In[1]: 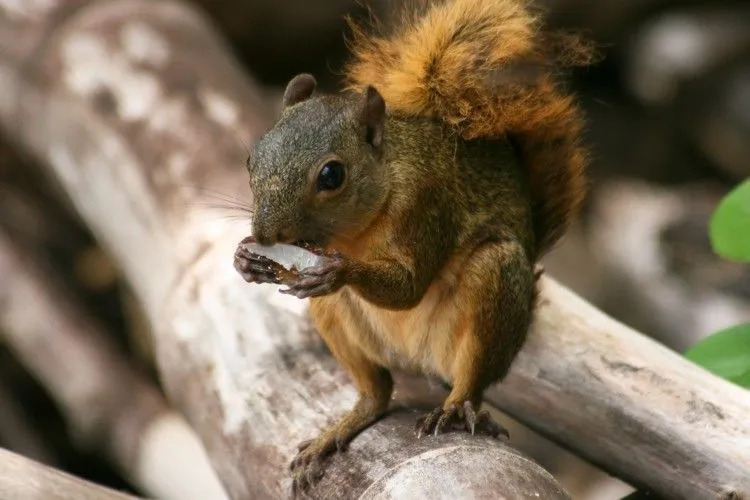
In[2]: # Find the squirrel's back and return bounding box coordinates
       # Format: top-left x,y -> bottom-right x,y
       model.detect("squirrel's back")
345,0 -> 594,255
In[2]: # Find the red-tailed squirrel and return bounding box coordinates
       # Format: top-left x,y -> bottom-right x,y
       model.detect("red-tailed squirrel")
234,0 -> 593,492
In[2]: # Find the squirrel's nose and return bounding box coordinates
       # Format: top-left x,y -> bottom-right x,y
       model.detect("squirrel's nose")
251,220 -> 275,246
251,226 -> 295,246
253,233 -> 273,246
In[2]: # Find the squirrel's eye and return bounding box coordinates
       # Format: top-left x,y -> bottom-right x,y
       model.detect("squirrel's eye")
316,161 -> 345,192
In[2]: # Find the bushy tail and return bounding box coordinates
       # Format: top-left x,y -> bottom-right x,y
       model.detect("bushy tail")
345,0 -> 594,254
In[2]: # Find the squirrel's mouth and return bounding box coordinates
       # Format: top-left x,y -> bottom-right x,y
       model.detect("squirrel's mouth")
240,235 -> 331,259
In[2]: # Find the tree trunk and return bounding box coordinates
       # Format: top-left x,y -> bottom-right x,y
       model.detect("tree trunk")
0,0 -> 748,499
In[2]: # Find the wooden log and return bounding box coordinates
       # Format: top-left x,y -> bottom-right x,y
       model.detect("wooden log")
0,447 -> 141,500
486,277 -> 750,499
0,0 -> 569,498
0,0 -> 748,499
0,229 -> 228,500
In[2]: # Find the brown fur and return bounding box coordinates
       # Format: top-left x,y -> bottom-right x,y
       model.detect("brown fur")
345,0 -> 593,253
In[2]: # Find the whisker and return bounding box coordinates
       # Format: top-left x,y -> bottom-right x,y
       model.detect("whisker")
214,215 -> 254,222
192,187 -> 252,204
186,204 -> 254,226
231,130 -> 254,159
188,201 -> 254,214
194,195 -> 253,211
179,186 -> 255,214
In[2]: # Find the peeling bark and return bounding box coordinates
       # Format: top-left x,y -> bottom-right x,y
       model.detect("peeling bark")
0,0 -> 748,499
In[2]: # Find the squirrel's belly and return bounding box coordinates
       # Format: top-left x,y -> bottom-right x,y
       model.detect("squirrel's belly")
348,254 -> 473,380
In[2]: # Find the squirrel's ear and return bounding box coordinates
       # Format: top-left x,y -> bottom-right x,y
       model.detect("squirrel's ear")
282,73 -> 317,108
359,85 -> 385,149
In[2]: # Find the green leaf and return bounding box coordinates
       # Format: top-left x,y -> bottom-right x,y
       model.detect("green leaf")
709,179 -> 750,262
685,323 -> 750,388
735,370 -> 750,387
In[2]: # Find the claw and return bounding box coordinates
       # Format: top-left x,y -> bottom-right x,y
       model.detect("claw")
415,407 -> 443,438
463,401 -> 477,434
296,439 -> 313,452
434,404 -> 458,436
334,435 -> 348,452
476,410 -> 510,439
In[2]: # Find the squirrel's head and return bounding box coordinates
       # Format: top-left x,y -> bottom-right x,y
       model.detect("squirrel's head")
247,73 -> 388,246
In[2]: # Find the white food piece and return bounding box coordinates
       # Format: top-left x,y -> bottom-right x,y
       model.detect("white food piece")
242,242 -> 323,272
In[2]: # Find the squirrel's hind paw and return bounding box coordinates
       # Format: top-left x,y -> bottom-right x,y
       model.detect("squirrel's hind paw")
289,433 -> 347,496
415,401 -> 509,440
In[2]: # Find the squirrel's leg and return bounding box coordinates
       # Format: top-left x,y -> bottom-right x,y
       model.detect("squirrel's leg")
416,240 -> 534,439
291,296 -> 393,493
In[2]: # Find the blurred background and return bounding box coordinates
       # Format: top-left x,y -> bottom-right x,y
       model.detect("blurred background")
1,0 -> 749,498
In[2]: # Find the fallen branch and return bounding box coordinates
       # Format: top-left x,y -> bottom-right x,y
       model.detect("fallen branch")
0,446 -> 140,500
0,0 -> 748,499
486,277 -> 750,498
0,228 -> 227,500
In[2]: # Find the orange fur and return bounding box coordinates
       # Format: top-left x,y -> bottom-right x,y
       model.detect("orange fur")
313,244 -> 476,381
345,0 -> 594,253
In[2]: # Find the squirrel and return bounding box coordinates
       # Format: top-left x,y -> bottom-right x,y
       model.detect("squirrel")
234,0 -> 593,492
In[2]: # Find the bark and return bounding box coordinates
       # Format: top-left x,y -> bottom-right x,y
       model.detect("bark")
0,0 -> 569,498
0,0 -> 748,499
0,447 -> 141,500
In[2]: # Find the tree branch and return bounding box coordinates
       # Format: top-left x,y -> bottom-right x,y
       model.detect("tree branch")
0,0 -> 748,499
0,227 -> 228,500
0,447 -> 141,500
486,277 -> 750,498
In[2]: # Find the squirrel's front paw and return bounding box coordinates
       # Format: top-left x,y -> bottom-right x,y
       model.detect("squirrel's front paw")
233,243 -> 286,284
280,252 -> 347,299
